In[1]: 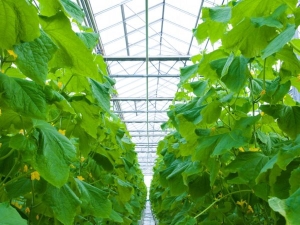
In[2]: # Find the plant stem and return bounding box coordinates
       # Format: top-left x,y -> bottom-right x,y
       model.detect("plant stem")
248,74 -> 258,147
0,152 -> 20,186
263,59 -> 266,90
0,148 -> 15,161
29,180 -> 35,225
60,73 -> 74,93
194,190 -> 252,219
0,173 -> 30,191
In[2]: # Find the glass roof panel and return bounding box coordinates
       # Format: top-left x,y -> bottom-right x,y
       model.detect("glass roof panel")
83,1 -> 227,189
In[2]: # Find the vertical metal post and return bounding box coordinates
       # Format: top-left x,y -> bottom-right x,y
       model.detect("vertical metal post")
145,0 -> 150,165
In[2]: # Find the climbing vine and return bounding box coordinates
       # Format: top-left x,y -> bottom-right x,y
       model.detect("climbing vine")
150,0 -> 300,224
0,0 -> 146,224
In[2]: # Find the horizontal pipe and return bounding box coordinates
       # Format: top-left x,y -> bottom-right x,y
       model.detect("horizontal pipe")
131,134 -> 165,137
109,74 -> 179,78
135,143 -> 158,145
104,56 -> 191,61
113,110 -> 167,113
130,129 -> 168,132
111,97 -> 173,101
123,120 -> 166,123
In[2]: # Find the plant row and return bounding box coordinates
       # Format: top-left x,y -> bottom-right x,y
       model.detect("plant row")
0,0 -> 147,224
150,0 -> 300,224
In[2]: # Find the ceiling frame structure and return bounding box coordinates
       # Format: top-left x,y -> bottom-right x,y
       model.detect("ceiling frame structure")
77,1 -> 227,180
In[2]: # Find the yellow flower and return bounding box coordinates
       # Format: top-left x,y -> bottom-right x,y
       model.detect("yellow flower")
260,89 -> 266,95
19,129 -> 25,135
57,81 -> 63,89
247,205 -> 254,214
249,147 -> 260,152
58,129 -> 66,135
260,111 -> 265,116
31,171 -> 40,181
77,175 -> 85,181
238,147 -> 245,152
7,50 -> 17,59
236,199 -> 246,207
36,214 -> 39,220
25,207 -> 30,214
0,109 -> 1,116
12,201 -> 22,209
24,165 -> 28,173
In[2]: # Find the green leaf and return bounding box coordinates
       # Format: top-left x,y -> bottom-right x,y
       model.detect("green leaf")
257,155 -> 278,181
262,24 -> 296,59
168,173 -> 188,196
194,20 -> 227,44
277,135 -> 300,169
289,168 -> 300,194
0,202 -> 27,225
195,116 -> 260,158
116,178 -> 134,203
269,188 -> 300,225
0,0 -> 40,49
75,179 -> 112,218
5,177 -> 31,199
40,12 -> 98,79
90,152 -> 114,172
89,78 -> 111,113
175,216 -> 197,225
0,74 -> 46,119
14,30 -> 57,85
59,0 -> 85,23
209,6 -> 231,23
276,45 -> 300,76
197,130 -> 246,158
62,74 -> 91,93
37,0 -> 61,17
76,32 -> 99,50
95,55 -> 108,76
260,105 -> 300,139
34,120 -> 76,187
71,101 -> 100,138
222,17 -> 276,57
198,49 -> 228,79
231,0 -> 293,25
226,152 -> 269,184
190,80 -> 208,96
221,55 -> 249,91
9,134 -> 37,152
201,101 -> 222,124
252,78 -> 291,104
44,87 -> 75,114
167,160 -> 190,180
188,173 -> 210,199
179,64 -> 199,86
109,210 -> 124,223
250,4 -> 287,28
215,56 -> 250,92
43,184 -> 81,225
0,109 -> 32,132
221,52 -> 235,77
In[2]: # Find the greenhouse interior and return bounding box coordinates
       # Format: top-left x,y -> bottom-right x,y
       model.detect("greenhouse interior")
1,0 -> 300,224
